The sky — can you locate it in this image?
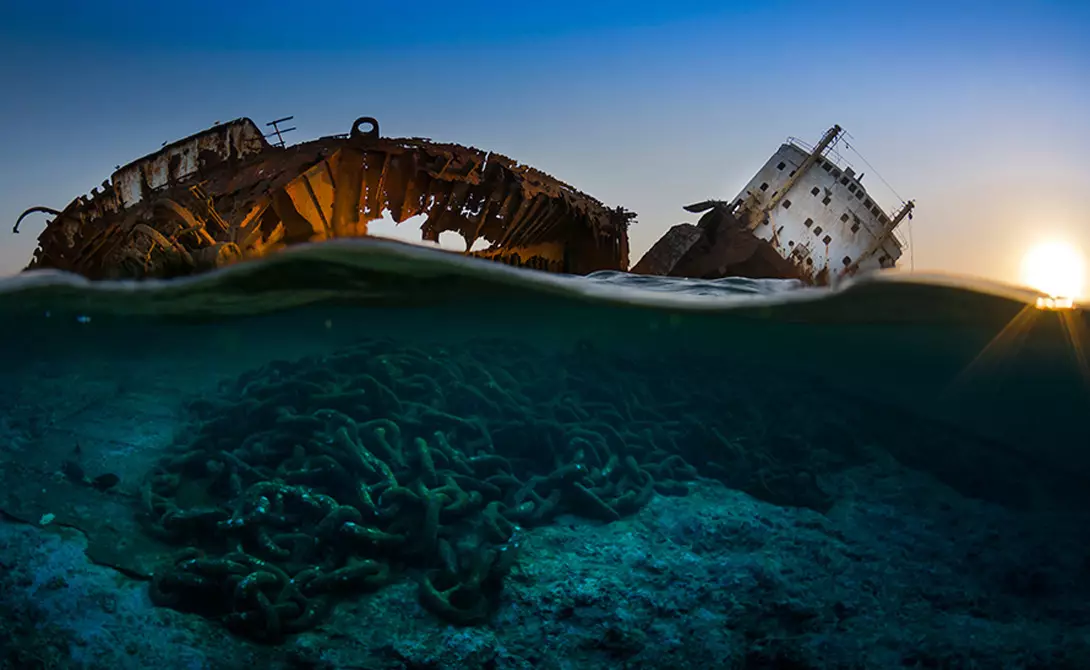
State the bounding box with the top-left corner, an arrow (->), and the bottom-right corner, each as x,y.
1,0 -> 1088,294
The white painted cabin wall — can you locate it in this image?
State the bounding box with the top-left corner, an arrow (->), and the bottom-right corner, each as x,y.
731,143 -> 903,279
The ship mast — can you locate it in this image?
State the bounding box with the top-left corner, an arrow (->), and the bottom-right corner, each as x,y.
749,124 -> 842,230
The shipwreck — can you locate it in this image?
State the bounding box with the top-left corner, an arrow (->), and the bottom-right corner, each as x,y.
632,125 -> 915,286
14,118 -> 910,287
14,116 -> 634,279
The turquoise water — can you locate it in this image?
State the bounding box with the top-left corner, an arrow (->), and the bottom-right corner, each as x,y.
1,239 -> 1088,669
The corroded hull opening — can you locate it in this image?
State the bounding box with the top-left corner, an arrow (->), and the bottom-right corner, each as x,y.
17,117 -> 635,280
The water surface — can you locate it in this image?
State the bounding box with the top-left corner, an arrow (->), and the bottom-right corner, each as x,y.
0,239 -> 1087,669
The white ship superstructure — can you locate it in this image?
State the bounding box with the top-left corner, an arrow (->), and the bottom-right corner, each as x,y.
730,125 -> 914,283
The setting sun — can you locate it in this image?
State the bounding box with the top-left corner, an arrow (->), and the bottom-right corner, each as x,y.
1020,240 -> 1086,300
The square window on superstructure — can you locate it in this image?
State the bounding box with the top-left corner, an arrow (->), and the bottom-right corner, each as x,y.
822,196 -> 832,205
804,218 -> 813,227
811,187 -> 820,196
840,177 -> 848,185
822,234 -> 832,245
865,198 -> 873,209
813,226 -> 823,235
832,169 -> 841,178
855,190 -> 863,200
760,182 -> 769,191
851,222 -> 861,233
848,183 -> 857,193
840,213 -> 849,222
777,161 -> 786,170
782,199 -> 792,209
842,256 -> 852,266
822,163 -> 831,172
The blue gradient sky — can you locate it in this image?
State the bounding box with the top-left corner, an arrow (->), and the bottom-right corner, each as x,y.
2,0 -> 1088,290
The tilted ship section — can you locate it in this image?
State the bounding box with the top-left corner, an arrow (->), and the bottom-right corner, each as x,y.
14,118 -> 909,287
633,125 -> 914,285
15,117 -> 635,279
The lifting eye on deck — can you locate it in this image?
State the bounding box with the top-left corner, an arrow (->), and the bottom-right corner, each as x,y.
350,117 -> 380,140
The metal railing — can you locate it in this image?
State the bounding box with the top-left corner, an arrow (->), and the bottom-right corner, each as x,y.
264,116 -> 297,148
785,134 -> 857,176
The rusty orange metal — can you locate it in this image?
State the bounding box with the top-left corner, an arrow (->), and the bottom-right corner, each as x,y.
16,116 -> 635,279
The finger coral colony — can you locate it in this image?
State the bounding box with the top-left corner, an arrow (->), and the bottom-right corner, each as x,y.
138,338 -> 840,642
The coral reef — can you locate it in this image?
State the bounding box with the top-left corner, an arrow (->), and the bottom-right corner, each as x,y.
6,463 -> 1088,669
3,330 -> 1088,668
139,338 -> 847,641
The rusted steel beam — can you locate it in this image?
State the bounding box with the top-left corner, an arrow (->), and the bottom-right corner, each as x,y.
330,147 -> 365,238
19,116 -> 635,280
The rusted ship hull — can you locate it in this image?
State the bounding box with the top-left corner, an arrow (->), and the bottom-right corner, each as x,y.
16,117 -> 634,280
631,200 -> 815,283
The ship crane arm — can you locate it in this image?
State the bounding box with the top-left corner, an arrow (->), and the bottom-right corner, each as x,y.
842,199 -> 916,277
750,124 -> 842,229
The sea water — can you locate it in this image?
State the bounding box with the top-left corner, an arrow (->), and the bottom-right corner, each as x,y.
0,239 -> 1087,669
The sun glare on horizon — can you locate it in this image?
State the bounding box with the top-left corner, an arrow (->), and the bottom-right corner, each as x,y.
1020,240 -> 1086,300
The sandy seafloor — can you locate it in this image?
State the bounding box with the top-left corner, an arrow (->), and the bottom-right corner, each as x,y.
0,244 -> 1088,669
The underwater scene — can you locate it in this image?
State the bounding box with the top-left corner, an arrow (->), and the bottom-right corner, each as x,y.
1,239 -> 1088,669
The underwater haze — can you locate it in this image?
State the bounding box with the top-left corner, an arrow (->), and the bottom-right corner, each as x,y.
1,239 -> 1089,669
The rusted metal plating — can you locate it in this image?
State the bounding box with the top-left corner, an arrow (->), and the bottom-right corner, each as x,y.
18,116 -> 634,279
